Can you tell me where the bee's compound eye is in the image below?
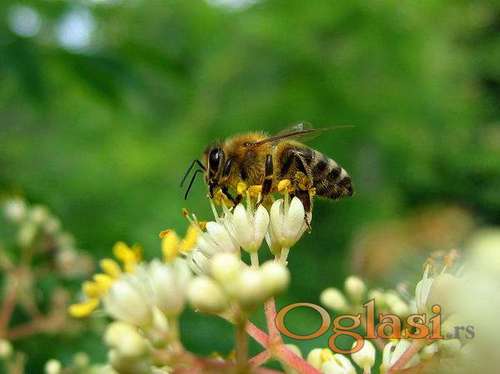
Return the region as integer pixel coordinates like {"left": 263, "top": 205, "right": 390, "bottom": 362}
{"left": 209, "top": 148, "right": 221, "bottom": 168}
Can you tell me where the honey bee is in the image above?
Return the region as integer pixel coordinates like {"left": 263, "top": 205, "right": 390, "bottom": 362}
{"left": 181, "top": 124, "right": 353, "bottom": 212}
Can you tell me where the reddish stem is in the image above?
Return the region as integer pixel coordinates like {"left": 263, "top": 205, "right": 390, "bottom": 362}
{"left": 387, "top": 340, "right": 426, "bottom": 374}
{"left": 250, "top": 350, "right": 271, "bottom": 367}
{"left": 6, "top": 319, "right": 43, "bottom": 340}
{"left": 246, "top": 321, "right": 269, "bottom": 347}
{"left": 0, "top": 284, "right": 17, "bottom": 335}
{"left": 274, "top": 345, "right": 321, "bottom": 374}
{"left": 264, "top": 298, "right": 282, "bottom": 344}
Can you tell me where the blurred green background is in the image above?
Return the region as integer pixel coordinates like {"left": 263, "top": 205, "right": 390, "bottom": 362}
{"left": 1, "top": 0, "right": 500, "bottom": 371}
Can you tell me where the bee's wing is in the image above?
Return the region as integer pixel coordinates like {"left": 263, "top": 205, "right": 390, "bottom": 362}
{"left": 247, "top": 123, "right": 352, "bottom": 146}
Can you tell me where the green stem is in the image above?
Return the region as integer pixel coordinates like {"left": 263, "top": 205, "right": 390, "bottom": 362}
{"left": 251, "top": 252, "right": 259, "bottom": 268}
{"left": 279, "top": 247, "right": 290, "bottom": 264}
{"left": 235, "top": 320, "right": 249, "bottom": 373}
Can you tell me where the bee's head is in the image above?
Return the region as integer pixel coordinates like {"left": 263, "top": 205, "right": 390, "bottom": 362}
{"left": 204, "top": 145, "right": 225, "bottom": 197}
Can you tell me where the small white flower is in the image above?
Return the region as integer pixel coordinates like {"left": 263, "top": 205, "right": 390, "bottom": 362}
{"left": 260, "top": 260, "right": 290, "bottom": 297}
{"left": 415, "top": 266, "right": 434, "bottom": 314}
{"left": 0, "top": 339, "right": 13, "bottom": 359}
{"left": 381, "top": 340, "right": 420, "bottom": 373}
{"left": 17, "top": 222, "right": 37, "bottom": 247}
{"left": 103, "top": 270, "right": 154, "bottom": 327}
{"left": 225, "top": 203, "right": 269, "bottom": 253}
{"left": 210, "top": 252, "right": 242, "bottom": 287}
{"left": 105, "top": 321, "right": 149, "bottom": 358}
{"left": 148, "top": 259, "right": 191, "bottom": 316}
{"left": 415, "top": 265, "right": 460, "bottom": 316}
{"left": 266, "top": 197, "right": 308, "bottom": 253}
{"left": 45, "top": 359, "right": 62, "bottom": 374}
{"left": 234, "top": 267, "right": 266, "bottom": 309}
{"left": 321, "top": 288, "right": 349, "bottom": 312}
{"left": 307, "top": 348, "right": 338, "bottom": 370}
{"left": 186, "top": 250, "right": 210, "bottom": 275}
{"left": 384, "top": 291, "right": 410, "bottom": 317}
{"left": 321, "top": 353, "right": 356, "bottom": 374}
{"left": 188, "top": 276, "right": 229, "bottom": 314}
{"left": 344, "top": 276, "right": 366, "bottom": 303}
{"left": 29, "top": 205, "right": 49, "bottom": 224}
{"left": 3, "top": 198, "right": 26, "bottom": 222}
{"left": 351, "top": 340, "right": 375, "bottom": 371}
{"left": 198, "top": 221, "right": 239, "bottom": 255}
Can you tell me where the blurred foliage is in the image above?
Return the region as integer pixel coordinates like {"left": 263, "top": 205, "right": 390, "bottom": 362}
{"left": 1, "top": 0, "right": 500, "bottom": 371}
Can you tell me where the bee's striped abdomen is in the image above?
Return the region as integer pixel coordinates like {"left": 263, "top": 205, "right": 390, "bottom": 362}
{"left": 310, "top": 151, "right": 353, "bottom": 199}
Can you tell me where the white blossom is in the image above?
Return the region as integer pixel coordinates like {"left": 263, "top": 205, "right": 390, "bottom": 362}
{"left": 320, "top": 288, "right": 349, "bottom": 312}
{"left": 224, "top": 203, "right": 269, "bottom": 253}
{"left": 147, "top": 259, "right": 191, "bottom": 316}
{"left": 266, "top": 197, "right": 308, "bottom": 253}
{"left": 187, "top": 276, "right": 229, "bottom": 314}
{"left": 103, "top": 270, "right": 154, "bottom": 327}
{"left": 321, "top": 353, "right": 356, "bottom": 374}
{"left": 351, "top": 340, "right": 375, "bottom": 371}
{"left": 197, "top": 221, "right": 239, "bottom": 255}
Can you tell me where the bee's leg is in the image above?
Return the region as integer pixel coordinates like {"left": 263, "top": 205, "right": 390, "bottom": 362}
{"left": 221, "top": 186, "right": 238, "bottom": 205}
{"left": 220, "top": 158, "right": 240, "bottom": 205}
{"left": 257, "top": 154, "right": 273, "bottom": 206}
{"left": 289, "top": 152, "right": 314, "bottom": 222}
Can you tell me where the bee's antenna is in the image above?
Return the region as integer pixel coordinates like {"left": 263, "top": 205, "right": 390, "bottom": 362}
{"left": 184, "top": 169, "right": 203, "bottom": 200}
{"left": 180, "top": 160, "right": 206, "bottom": 188}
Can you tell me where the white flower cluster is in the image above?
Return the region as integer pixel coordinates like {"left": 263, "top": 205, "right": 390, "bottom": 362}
{"left": 321, "top": 275, "right": 411, "bottom": 317}
{"left": 187, "top": 194, "right": 309, "bottom": 274}
{"left": 184, "top": 193, "right": 308, "bottom": 315}
{"left": 103, "top": 259, "right": 191, "bottom": 328}
{"left": 2, "top": 197, "right": 93, "bottom": 278}
{"left": 188, "top": 252, "right": 290, "bottom": 313}
{"left": 307, "top": 341, "right": 376, "bottom": 374}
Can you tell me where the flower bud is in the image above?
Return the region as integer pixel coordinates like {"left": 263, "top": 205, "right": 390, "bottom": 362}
{"left": 44, "top": 217, "right": 61, "bottom": 234}
{"left": 229, "top": 203, "right": 269, "bottom": 253}
{"left": 73, "top": 352, "right": 90, "bottom": 368}
{"left": 345, "top": 276, "right": 366, "bottom": 303}
{"left": 148, "top": 259, "right": 191, "bottom": 316}
{"left": 368, "top": 289, "right": 386, "bottom": 308}
{"left": 267, "top": 197, "right": 308, "bottom": 251}
{"left": 17, "top": 222, "right": 37, "bottom": 247}
{"left": 384, "top": 291, "right": 409, "bottom": 316}
{"left": 3, "top": 198, "right": 26, "bottom": 223}
{"left": 321, "top": 354, "right": 356, "bottom": 374}
{"left": 30, "top": 205, "right": 49, "bottom": 224}
{"left": 188, "top": 276, "right": 229, "bottom": 314}
{"left": 105, "top": 322, "right": 149, "bottom": 358}
{"left": 381, "top": 340, "right": 420, "bottom": 373}
{"left": 108, "top": 350, "right": 151, "bottom": 374}
{"left": 234, "top": 267, "right": 266, "bottom": 309}
{"left": 45, "top": 359, "right": 62, "bottom": 374}
{"left": 351, "top": 340, "right": 375, "bottom": 370}
{"left": 0, "top": 339, "right": 13, "bottom": 359}
{"left": 320, "top": 288, "right": 349, "bottom": 312}
{"left": 260, "top": 261, "right": 290, "bottom": 297}
{"left": 307, "top": 348, "right": 334, "bottom": 369}
{"left": 210, "top": 253, "right": 241, "bottom": 285}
